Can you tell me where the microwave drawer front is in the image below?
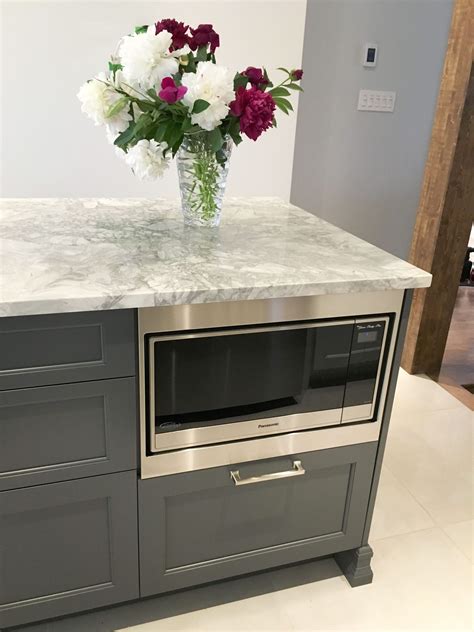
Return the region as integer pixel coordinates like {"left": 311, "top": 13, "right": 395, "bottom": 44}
{"left": 0, "top": 378, "right": 137, "bottom": 491}
{"left": 139, "top": 442, "right": 377, "bottom": 596}
{"left": 0, "top": 310, "right": 136, "bottom": 391}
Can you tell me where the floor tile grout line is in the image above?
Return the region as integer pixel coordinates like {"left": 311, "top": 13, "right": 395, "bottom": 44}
{"left": 370, "top": 524, "right": 439, "bottom": 545}
{"left": 382, "top": 463, "right": 439, "bottom": 527}
{"left": 439, "top": 524, "right": 473, "bottom": 565}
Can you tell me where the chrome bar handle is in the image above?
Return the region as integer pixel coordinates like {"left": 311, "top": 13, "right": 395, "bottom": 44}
{"left": 230, "top": 460, "right": 305, "bottom": 486}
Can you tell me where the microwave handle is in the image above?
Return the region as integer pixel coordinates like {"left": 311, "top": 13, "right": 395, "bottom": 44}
{"left": 230, "top": 460, "right": 305, "bottom": 486}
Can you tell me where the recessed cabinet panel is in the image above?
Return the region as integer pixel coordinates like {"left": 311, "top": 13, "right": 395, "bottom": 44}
{"left": 0, "top": 378, "right": 137, "bottom": 491}
{"left": 0, "top": 471, "right": 139, "bottom": 629}
{"left": 0, "top": 309, "right": 136, "bottom": 390}
{"left": 139, "top": 443, "right": 377, "bottom": 596}
{"left": 165, "top": 462, "right": 352, "bottom": 568}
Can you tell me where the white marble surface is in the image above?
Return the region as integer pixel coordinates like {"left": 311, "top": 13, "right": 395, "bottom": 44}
{"left": 0, "top": 197, "right": 431, "bottom": 317}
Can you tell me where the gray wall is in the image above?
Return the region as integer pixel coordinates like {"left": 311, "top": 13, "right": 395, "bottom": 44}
{"left": 291, "top": 0, "right": 453, "bottom": 259}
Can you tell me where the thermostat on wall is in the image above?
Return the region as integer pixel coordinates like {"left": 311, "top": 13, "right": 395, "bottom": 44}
{"left": 362, "top": 43, "right": 378, "bottom": 67}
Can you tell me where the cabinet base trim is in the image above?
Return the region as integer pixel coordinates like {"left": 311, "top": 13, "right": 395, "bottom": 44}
{"left": 334, "top": 544, "right": 374, "bottom": 587}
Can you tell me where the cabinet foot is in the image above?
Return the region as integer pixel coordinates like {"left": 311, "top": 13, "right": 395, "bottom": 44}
{"left": 335, "top": 544, "right": 374, "bottom": 587}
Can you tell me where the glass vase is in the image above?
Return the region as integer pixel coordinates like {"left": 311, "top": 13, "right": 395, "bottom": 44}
{"left": 177, "top": 132, "right": 232, "bottom": 227}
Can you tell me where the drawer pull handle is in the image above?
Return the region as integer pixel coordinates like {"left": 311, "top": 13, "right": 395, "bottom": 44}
{"left": 230, "top": 460, "right": 305, "bottom": 486}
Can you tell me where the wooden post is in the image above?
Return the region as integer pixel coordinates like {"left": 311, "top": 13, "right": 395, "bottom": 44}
{"left": 402, "top": 0, "right": 474, "bottom": 377}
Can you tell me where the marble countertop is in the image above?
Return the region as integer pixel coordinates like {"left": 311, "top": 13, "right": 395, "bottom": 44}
{"left": 0, "top": 197, "right": 431, "bottom": 317}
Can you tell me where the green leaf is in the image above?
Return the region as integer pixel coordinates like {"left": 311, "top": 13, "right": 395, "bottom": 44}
{"left": 272, "top": 96, "right": 293, "bottom": 114}
{"left": 108, "top": 61, "right": 123, "bottom": 76}
{"left": 181, "top": 117, "right": 193, "bottom": 132}
{"left": 208, "top": 127, "right": 223, "bottom": 152}
{"left": 262, "top": 68, "right": 273, "bottom": 89}
{"left": 105, "top": 96, "right": 129, "bottom": 118}
{"left": 233, "top": 73, "right": 249, "bottom": 91}
{"left": 227, "top": 117, "right": 242, "bottom": 145}
{"left": 185, "top": 54, "right": 197, "bottom": 73}
{"left": 134, "top": 25, "right": 148, "bottom": 34}
{"left": 146, "top": 89, "right": 160, "bottom": 101}
{"left": 192, "top": 99, "right": 210, "bottom": 114}
{"left": 134, "top": 112, "right": 153, "bottom": 132}
{"left": 154, "top": 124, "right": 168, "bottom": 143}
{"left": 136, "top": 100, "right": 156, "bottom": 113}
{"left": 195, "top": 45, "right": 208, "bottom": 62}
{"left": 269, "top": 87, "right": 291, "bottom": 97}
{"left": 215, "top": 148, "right": 228, "bottom": 164}
{"left": 272, "top": 98, "right": 289, "bottom": 115}
{"left": 277, "top": 67, "right": 290, "bottom": 74}
{"left": 287, "top": 83, "right": 303, "bottom": 92}
{"left": 114, "top": 121, "right": 137, "bottom": 149}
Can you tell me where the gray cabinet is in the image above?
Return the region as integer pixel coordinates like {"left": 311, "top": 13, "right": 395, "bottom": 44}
{"left": 0, "top": 470, "right": 139, "bottom": 629}
{"left": 0, "top": 377, "right": 137, "bottom": 491}
{"left": 139, "top": 442, "right": 377, "bottom": 596}
{"left": 0, "top": 309, "right": 136, "bottom": 391}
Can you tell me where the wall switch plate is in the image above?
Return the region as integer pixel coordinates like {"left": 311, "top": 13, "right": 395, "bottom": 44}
{"left": 358, "top": 90, "right": 396, "bottom": 112}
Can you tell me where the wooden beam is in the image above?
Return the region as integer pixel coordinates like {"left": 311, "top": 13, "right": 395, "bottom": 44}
{"left": 402, "top": 0, "right": 474, "bottom": 377}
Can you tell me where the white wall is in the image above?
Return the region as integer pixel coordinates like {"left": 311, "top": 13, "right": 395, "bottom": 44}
{"left": 291, "top": 0, "right": 452, "bottom": 259}
{"left": 0, "top": 0, "right": 306, "bottom": 199}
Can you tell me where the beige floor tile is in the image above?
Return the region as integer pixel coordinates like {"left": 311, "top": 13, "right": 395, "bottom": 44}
{"left": 275, "top": 528, "right": 473, "bottom": 630}
{"left": 383, "top": 407, "right": 474, "bottom": 526}
{"left": 393, "top": 369, "right": 466, "bottom": 415}
{"left": 389, "top": 404, "right": 474, "bottom": 471}
{"left": 443, "top": 520, "right": 474, "bottom": 562}
{"left": 369, "top": 466, "right": 434, "bottom": 541}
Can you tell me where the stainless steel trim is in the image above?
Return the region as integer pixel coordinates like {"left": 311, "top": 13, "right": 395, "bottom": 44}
{"left": 154, "top": 408, "right": 342, "bottom": 452}
{"left": 341, "top": 315, "right": 390, "bottom": 423}
{"left": 230, "top": 460, "right": 305, "bottom": 486}
{"left": 138, "top": 291, "right": 404, "bottom": 334}
{"left": 341, "top": 403, "right": 373, "bottom": 423}
{"left": 149, "top": 318, "right": 355, "bottom": 342}
{"left": 138, "top": 291, "right": 404, "bottom": 478}
{"left": 141, "top": 420, "right": 381, "bottom": 478}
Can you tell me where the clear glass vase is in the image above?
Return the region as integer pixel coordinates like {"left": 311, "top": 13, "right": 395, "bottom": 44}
{"left": 177, "top": 132, "right": 232, "bottom": 227}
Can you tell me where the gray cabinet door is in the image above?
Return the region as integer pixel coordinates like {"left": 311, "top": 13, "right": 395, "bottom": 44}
{"left": 0, "top": 378, "right": 137, "bottom": 491}
{"left": 0, "top": 309, "right": 136, "bottom": 391}
{"left": 0, "top": 471, "right": 139, "bottom": 629}
{"left": 139, "top": 443, "right": 377, "bottom": 596}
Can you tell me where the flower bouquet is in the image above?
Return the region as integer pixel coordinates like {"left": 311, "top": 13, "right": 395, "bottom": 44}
{"left": 78, "top": 19, "right": 303, "bottom": 227}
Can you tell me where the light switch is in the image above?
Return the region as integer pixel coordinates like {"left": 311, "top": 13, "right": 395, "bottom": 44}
{"left": 358, "top": 90, "right": 396, "bottom": 112}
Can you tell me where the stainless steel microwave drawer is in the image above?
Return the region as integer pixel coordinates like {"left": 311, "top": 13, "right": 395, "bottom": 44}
{"left": 0, "top": 378, "right": 137, "bottom": 491}
{"left": 138, "top": 442, "right": 377, "bottom": 596}
{"left": 0, "top": 309, "right": 136, "bottom": 391}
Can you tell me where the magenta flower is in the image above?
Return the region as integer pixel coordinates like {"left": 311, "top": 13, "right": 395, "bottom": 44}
{"left": 230, "top": 86, "right": 276, "bottom": 141}
{"left": 243, "top": 67, "right": 269, "bottom": 89}
{"left": 189, "top": 24, "right": 220, "bottom": 53}
{"left": 158, "top": 77, "right": 187, "bottom": 104}
{"left": 291, "top": 69, "right": 303, "bottom": 80}
{"left": 155, "top": 18, "right": 190, "bottom": 50}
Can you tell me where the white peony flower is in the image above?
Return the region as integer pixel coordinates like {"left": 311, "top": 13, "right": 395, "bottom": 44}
{"left": 77, "top": 72, "right": 132, "bottom": 131}
{"left": 119, "top": 26, "right": 185, "bottom": 91}
{"left": 124, "top": 139, "right": 170, "bottom": 180}
{"left": 181, "top": 61, "right": 234, "bottom": 131}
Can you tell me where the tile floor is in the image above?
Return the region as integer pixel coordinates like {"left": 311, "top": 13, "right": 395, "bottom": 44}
{"left": 16, "top": 370, "right": 474, "bottom": 632}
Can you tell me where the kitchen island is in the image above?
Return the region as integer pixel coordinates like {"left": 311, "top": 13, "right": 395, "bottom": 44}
{"left": 0, "top": 198, "right": 431, "bottom": 629}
